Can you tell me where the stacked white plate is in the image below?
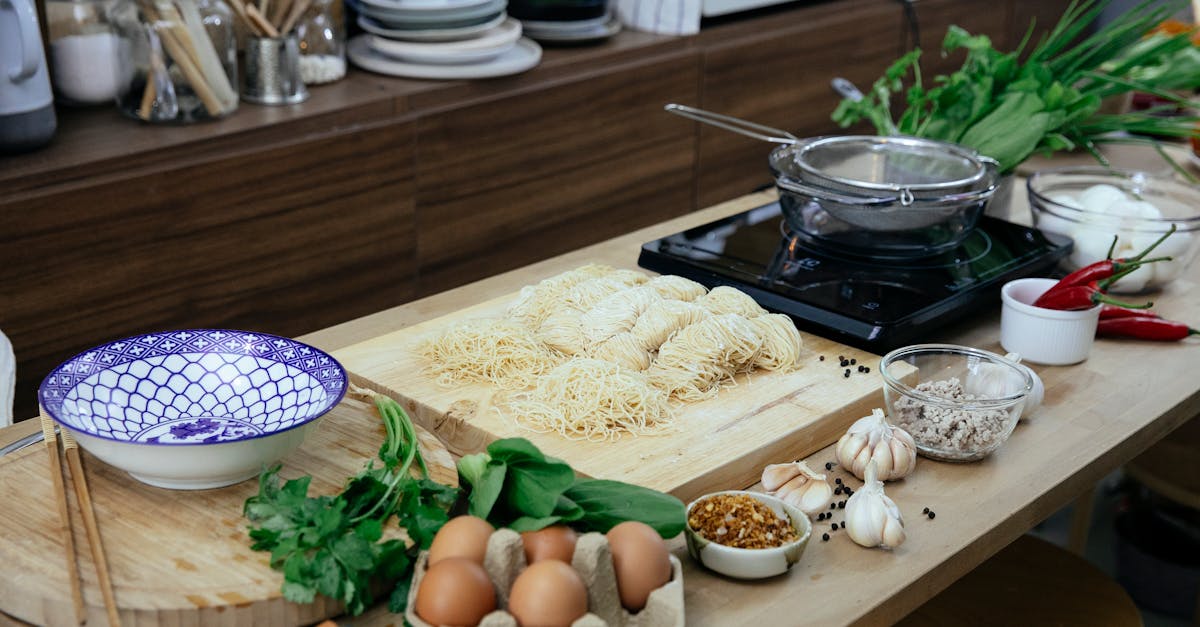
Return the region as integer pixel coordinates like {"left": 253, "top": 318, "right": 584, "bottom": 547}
{"left": 520, "top": 12, "right": 620, "bottom": 44}
{"left": 348, "top": 0, "right": 543, "bottom": 78}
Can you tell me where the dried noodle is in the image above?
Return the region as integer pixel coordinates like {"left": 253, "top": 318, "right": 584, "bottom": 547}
{"left": 501, "top": 358, "right": 674, "bottom": 441}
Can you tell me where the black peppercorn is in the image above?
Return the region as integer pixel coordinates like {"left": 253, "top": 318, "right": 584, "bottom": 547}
{"left": 922, "top": 507, "right": 929, "bottom": 514}
{"left": 864, "top": 367, "right": 870, "bottom": 373}
{"left": 834, "top": 487, "right": 842, "bottom": 495}
{"left": 819, "top": 355, "right": 825, "bottom": 361}
{"left": 830, "top": 503, "right": 836, "bottom": 510}
{"left": 850, "top": 358, "right": 857, "bottom": 365}
{"left": 838, "top": 501, "right": 845, "bottom": 509}
{"left": 928, "top": 511, "right": 936, "bottom": 519}
{"left": 830, "top": 524, "right": 837, "bottom": 532}
{"left": 834, "top": 478, "right": 842, "bottom": 484}
{"left": 844, "top": 370, "right": 851, "bottom": 378}
{"left": 825, "top": 462, "right": 833, "bottom": 471}
{"left": 822, "top": 533, "right": 830, "bottom": 541}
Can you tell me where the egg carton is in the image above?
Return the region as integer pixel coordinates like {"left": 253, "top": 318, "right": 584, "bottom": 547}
{"left": 406, "top": 529, "right": 684, "bottom": 627}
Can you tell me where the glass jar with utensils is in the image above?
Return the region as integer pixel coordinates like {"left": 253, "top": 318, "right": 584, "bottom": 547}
{"left": 108, "top": 0, "right": 239, "bottom": 122}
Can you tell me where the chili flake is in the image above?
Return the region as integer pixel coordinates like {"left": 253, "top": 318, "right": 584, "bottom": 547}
{"left": 688, "top": 493, "right": 798, "bottom": 549}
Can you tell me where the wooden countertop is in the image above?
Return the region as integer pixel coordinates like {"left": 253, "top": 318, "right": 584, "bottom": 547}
{"left": 4, "top": 188, "right": 1198, "bottom": 625}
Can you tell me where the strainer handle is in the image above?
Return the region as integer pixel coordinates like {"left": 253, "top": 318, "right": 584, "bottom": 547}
{"left": 664, "top": 104, "right": 799, "bottom": 145}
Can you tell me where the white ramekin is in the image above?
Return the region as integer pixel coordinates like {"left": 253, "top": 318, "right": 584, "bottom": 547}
{"left": 1000, "top": 278, "right": 1100, "bottom": 365}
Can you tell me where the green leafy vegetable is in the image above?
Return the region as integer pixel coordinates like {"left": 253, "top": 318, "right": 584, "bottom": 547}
{"left": 244, "top": 395, "right": 459, "bottom": 616}
{"left": 832, "top": 0, "right": 1200, "bottom": 173}
{"left": 459, "top": 438, "right": 686, "bottom": 538}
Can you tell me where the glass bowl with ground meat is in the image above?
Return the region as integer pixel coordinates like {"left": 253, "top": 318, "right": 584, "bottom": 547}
{"left": 880, "top": 344, "right": 1033, "bottom": 462}
{"left": 684, "top": 490, "right": 812, "bottom": 579}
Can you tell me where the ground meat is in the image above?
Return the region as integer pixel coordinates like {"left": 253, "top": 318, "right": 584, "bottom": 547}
{"left": 688, "top": 493, "right": 798, "bottom": 549}
{"left": 892, "top": 377, "right": 1013, "bottom": 459}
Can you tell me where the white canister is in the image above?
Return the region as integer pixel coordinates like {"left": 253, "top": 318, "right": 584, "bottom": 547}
{"left": 1000, "top": 278, "right": 1100, "bottom": 366}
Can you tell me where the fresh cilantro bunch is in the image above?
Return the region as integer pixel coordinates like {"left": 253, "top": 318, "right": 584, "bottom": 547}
{"left": 833, "top": 0, "right": 1200, "bottom": 173}
{"left": 243, "top": 396, "right": 458, "bottom": 615}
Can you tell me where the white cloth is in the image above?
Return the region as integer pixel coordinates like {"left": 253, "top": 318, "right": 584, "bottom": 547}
{"left": 0, "top": 331, "right": 12, "bottom": 427}
{"left": 615, "top": 0, "right": 699, "bottom": 36}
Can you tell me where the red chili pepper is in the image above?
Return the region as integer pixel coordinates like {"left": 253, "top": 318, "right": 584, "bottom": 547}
{"left": 1099, "top": 305, "right": 1160, "bottom": 320}
{"left": 1097, "top": 316, "right": 1199, "bottom": 341}
{"left": 1033, "top": 282, "right": 1154, "bottom": 311}
{"left": 1035, "top": 225, "right": 1178, "bottom": 303}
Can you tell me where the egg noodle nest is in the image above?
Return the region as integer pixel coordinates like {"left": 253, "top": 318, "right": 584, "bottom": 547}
{"left": 416, "top": 264, "right": 805, "bottom": 441}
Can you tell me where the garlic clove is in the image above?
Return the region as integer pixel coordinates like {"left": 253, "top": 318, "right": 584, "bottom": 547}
{"left": 767, "top": 461, "right": 833, "bottom": 516}
{"left": 762, "top": 462, "right": 803, "bottom": 492}
{"left": 881, "top": 516, "right": 906, "bottom": 549}
{"left": 871, "top": 442, "right": 895, "bottom": 480}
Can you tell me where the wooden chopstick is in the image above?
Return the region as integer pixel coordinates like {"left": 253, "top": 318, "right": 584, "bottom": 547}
{"left": 40, "top": 416, "right": 84, "bottom": 625}
{"left": 61, "top": 430, "right": 122, "bottom": 627}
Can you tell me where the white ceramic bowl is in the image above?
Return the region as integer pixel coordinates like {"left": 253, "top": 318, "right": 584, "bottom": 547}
{"left": 39, "top": 329, "right": 347, "bottom": 489}
{"left": 1001, "top": 278, "right": 1100, "bottom": 365}
{"left": 684, "top": 490, "right": 811, "bottom": 579}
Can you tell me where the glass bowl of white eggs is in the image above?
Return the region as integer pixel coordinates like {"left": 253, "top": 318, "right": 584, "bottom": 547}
{"left": 1027, "top": 167, "right": 1200, "bottom": 293}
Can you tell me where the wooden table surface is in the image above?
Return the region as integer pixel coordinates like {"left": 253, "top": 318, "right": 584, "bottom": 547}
{"left": 4, "top": 189, "right": 1198, "bottom": 626}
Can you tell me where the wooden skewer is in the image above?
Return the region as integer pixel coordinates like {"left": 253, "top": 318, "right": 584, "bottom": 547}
{"left": 269, "top": 0, "right": 292, "bottom": 31}
{"left": 245, "top": 3, "right": 281, "bottom": 38}
{"left": 61, "top": 430, "right": 122, "bottom": 627}
{"left": 40, "top": 416, "right": 84, "bottom": 625}
{"left": 279, "top": 0, "right": 312, "bottom": 37}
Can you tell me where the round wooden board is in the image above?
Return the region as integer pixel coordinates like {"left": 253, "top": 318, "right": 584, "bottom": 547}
{"left": 0, "top": 395, "right": 458, "bottom": 627}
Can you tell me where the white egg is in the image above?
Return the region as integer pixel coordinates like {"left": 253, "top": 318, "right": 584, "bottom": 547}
{"left": 1108, "top": 262, "right": 1152, "bottom": 294}
{"left": 1131, "top": 228, "right": 1195, "bottom": 282}
{"left": 1048, "top": 193, "right": 1084, "bottom": 210}
{"left": 1068, "top": 223, "right": 1121, "bottom": 269}
{"left": 1108, "top": 199, "right": 1164, "bottom": 222}
{"left": 1034, "top": 209, "right": 1075, "bottom": 236}
{"left": 1079, "top": 184, "right": 1129, "bottom": 214}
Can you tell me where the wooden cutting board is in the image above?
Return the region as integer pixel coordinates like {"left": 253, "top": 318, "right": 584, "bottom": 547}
{"left": 0, "top": 395, "right": 457, "bottom": 627}
{"left": 335, "top": 290, "right": 901, "bottom": 503}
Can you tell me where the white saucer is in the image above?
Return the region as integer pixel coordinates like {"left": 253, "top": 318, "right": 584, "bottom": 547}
{"left": 358, "top": 11, "right": 507, "bottom": 40}
{"left": 354, "top": 0, "right": 505, "bottom": 24}
{"left": 349, "top": 35, "right": 542, "bottom": 79}
{"left": 360, "top": 0, "right": 491, "bottom": 12}
{"left": 524, "top": 15, "right": 619, "bottom": 42}
{"left": 519, "top": 14, "right": 609, "bottom": 31}
{"left": 369, "top": 18, "right": 522, "bottom": 64}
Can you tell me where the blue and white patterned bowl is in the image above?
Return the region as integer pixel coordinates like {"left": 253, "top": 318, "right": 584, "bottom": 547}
{"left": 39, "top": 329, "right": 346, "bottom": 489}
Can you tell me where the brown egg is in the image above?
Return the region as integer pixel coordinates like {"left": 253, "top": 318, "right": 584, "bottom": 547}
{"left": 507, "top": 560, "right": 589, "bottom": 627}
{"left": 606, "top": 521, "right": 671, "bottom": 612}
{"left": 428, "top": 515, "right": 494, "bottom": 566}
{"left": 521, "top": 525, "right": 579, "bottom": 564}
{"left": 415, "top": 557, "right": 496, "bottom": 626}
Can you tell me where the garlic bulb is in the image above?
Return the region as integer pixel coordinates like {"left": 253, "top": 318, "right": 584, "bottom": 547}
{"left": 761, "top": 461, "right": 833, "bottom": 515}
{"left": 964, "top": 352, "right": 1043, "bottom": 419}
{"left": 844, "top": 462, "right": 905, "bottom": 549}
{"left": 834, "top": 408, "right": 916, "bottom": 481}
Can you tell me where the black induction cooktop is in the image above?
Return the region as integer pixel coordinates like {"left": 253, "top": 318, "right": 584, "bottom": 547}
{"left": 637, "top": 201, "right": 1073, "bottom": 351}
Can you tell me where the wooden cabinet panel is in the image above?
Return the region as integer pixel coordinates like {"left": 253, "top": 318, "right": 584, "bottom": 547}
{"left": 414, "top": 54, "right": 700, "bottom": 293}
{"left": 695, "top": 1, "right": 902, "bottom": 208}
{"left": 0, "top": 121, "right": 417, "bottom": 420}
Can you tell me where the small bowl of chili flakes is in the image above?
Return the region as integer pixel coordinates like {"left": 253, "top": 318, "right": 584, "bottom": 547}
{"left": 684, "top": 490, "right": 812, "bottom": 579}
